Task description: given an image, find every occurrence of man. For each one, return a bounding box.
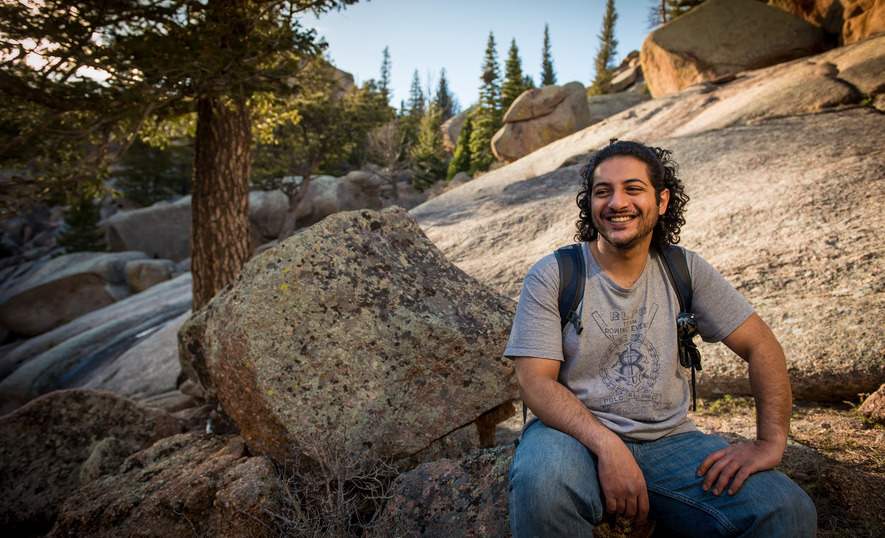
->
[504,140,816,537]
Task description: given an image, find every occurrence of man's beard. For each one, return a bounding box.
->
[592,211,659,251]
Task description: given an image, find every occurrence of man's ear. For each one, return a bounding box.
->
[658,188,670,216]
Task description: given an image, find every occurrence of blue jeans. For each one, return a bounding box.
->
[509,420,816,537]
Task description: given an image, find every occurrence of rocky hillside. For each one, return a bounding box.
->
[411,35,885,403]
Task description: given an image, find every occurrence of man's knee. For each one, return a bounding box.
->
[734,471,817,537]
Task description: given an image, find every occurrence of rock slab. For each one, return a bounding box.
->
[180,207,517,466]
[0,390,181,536]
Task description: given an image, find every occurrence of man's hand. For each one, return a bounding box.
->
[597,433,649,522]
[697,439,784,496]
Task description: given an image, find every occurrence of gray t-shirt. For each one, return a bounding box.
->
[504,243,753,441]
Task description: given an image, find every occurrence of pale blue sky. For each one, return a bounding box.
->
[306,0,652,109]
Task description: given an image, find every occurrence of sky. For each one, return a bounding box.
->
[305,0,653,109]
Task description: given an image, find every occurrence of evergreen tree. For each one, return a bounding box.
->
[589,0,619,96]
[407,70,426,118]
[379,46,392,103]
[433,68,456,122]
[522,75,536,90]
[446,113,473,180]
[0,0,356,309]
[57,196,106,253]
[541,23,557,86]
[469,32,502,174]
[410,103,447,190]
[501,39,529,113]
[648,0,705,26]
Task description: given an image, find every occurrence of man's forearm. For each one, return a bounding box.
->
[520,375,617,454]
[747,340,791,450]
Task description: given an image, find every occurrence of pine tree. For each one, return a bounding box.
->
[57,196,106,253]
[541,23,557,86]
[380,46,392,103]
[410,104,447,190]
[522,75,536,90]
[407,70,426,118]
[501,39,529,113]
[447,113,473,180]
[589,0,619,96]
[667,0,704,19]
[433,68,455,122]
[469,32,502,174]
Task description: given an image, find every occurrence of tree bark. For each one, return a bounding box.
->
[192,96,252,310]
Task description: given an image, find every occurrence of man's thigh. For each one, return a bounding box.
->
[509,420,604,536]
[634,431,816,538]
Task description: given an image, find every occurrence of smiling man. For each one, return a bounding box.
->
[505,140,816,537]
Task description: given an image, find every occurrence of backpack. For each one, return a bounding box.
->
[520,243,702,424]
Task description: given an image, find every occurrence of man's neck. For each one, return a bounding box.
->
[591,237,653,289]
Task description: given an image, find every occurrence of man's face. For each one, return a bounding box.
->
[590,155,670,251]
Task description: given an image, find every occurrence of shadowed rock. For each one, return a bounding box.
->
[0,390,181,536]
[180,207,517,466]
[48,432,281,538]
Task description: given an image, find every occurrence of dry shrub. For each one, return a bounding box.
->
[268,429,399,537]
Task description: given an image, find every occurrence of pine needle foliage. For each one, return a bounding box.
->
[589,0,619,96]
[468,32,502,174]
[57,196,106,253]
[410,104,447,191]
[433,69,456,122]
[541,24,557,86]
[379,46,392,103]
[446,112,473,180]
[501,39,530,114]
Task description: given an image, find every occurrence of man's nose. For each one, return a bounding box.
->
[608,189,629,210]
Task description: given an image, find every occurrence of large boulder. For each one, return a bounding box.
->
[768,0,885,44]
[179,207,517,466]
[292,171,393,229]
[0,273,192,414]
[125,258,175,293]
[641,0,827,97]
[49,432,282,538]
[0,390,181,536]
[0,251,147,337]
[587,92,650,125]
[441,108,471,151]
[104,197,191,261]
[103,191,290,261]
[411,104,884,401]
[843,0,885,44]
[492,82,592,162]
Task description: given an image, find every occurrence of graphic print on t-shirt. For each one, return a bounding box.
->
[592,304,662,409]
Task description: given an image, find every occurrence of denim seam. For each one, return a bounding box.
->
[647,484,739,536]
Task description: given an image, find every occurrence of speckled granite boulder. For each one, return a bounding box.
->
[0,390,181,536]
[180,207,517,466]
[49,433,282,538]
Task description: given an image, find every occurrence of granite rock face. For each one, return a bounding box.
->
[0,390,181,536]
[641,0,826,97]
[181,207,517,465]
[49,433,282,538]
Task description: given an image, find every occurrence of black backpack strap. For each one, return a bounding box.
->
[522,244,586,426]
[554,243,585,334]
[659,244,692,313]
[659,245,702,411]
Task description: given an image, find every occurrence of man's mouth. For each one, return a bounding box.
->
[606,214,636,223]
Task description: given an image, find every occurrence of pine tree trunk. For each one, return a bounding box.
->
[191,96,252,310]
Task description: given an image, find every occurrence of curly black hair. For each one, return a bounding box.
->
[575,139,689,248]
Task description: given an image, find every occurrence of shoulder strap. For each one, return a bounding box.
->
[659,244,692,313]
[554,243,586,332]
